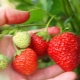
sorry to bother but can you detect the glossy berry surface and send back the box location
[12,48,38,75]
[48,32,79,71]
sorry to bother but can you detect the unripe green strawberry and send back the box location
[0,54,10,70]
[13,31,31,48]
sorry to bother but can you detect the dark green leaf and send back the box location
[50,0,62,15]
[40,0,53,11]
[25,9,45,24]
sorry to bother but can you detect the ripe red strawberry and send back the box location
[12,48,38,75]
[48,32,79,71]
[30,31,51,57]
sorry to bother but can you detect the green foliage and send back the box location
[3,0,80,35]
[50,0,63,15]
[40,0,53,11]
[9,0,63,26]
[25,9,45,24]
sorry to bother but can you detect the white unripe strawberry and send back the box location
[13,31,31,48]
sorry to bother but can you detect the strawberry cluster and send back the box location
[12,30,50,75]
[1,29,80,75]
[12,30,80,75]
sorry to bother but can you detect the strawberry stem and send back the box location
[13,44,18,51]
[28,7,66,33]
[13,44,25,56]
[17,24,46,27]
[45,16,55,32]
[36,16,55,41]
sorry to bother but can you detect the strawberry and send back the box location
[48,32,79,71]
[13,31,31,49]
[12,48,38,75]
[0,54,10,70]
[30,31,51,57]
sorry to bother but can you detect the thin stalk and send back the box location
[13,44,18,52]
[29,7,66,33]
[45,16,55,32]
[0,24,46,31]
[17,24,46,27]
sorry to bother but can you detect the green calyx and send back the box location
[15,49,25,56]
[14,45,25,57]
[0,54,10,70]
[36,16,55,42]
[36,31,51,42]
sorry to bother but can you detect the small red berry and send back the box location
[12,48,38,75]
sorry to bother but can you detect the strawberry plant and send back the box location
[29,16,54,57]
[0,0,80,79]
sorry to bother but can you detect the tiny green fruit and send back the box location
[0,54,10,70]
[13,31,31,48]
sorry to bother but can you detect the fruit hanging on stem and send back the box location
[12,48,38,75]
[48,32,79,71]
[29,16,55,57]
[13,31,31,49]
[30,31,50,57]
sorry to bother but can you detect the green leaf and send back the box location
[40,0,53,11]
[25,9,45,24]
[50,0,62,15]
[16,3,32,10]
[9,0,34,10]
